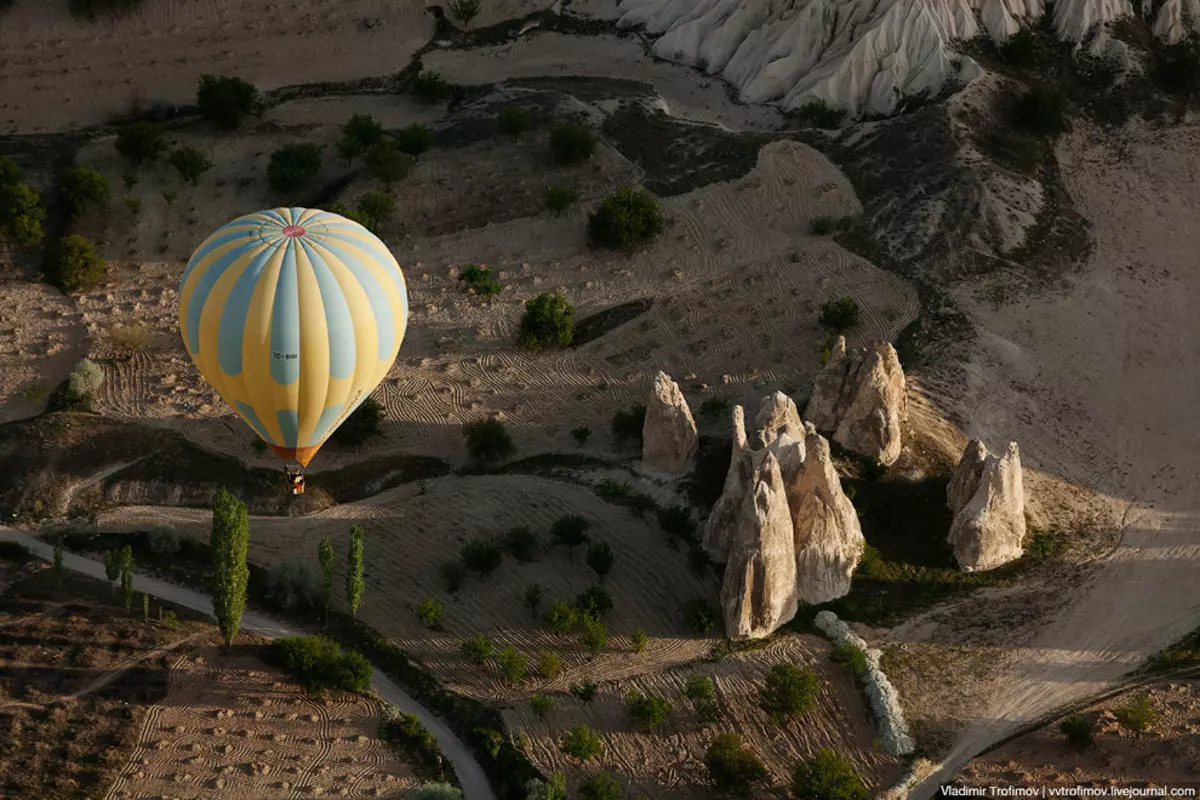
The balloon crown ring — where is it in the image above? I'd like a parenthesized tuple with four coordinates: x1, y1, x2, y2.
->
(281, 225, 306, 238)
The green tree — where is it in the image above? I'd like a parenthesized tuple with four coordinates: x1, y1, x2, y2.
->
(461, 634, 493, 665)
(142, 592, 150, 621)
(581, 614, 607, 655)
(503, 526, 539, 563)
(441, 562, 467, 592)
(318, 535, 335, 624)
(50, 234, 107, 294)
(1114, 693, 1157, 734)
(498, 106, 533, 139)
(684, 598, 718, 636)
(537, 649, 560, 679)
(530, 693, 554, 719)
(1059, 714, 1094, 749)
(120, 544, 134, 611)
(559, 724, 604, 760)
(549, 124, 596, 165)
(341, 114, 384, 161)
(523, 583, 544, 618)
(625, 688, 672, 731)
(365, 138, 411, 187)
(210, 486, 250, 649)
(169, 146, 213, 185)
(417, 597, 443, 628)
(497, 646, 526, 684)
(463, 417, 515, 462)
(460, 539, 503, 577)
(0, 179, 45, 246)
(705, 732, 767, 792)
(411, 70, 453, 104)
(268, 143, 322, 194)
(587, 186, 665, 250)
(196, 74, 258, 131)
(53, 538, 64, 588)
(544, 600, 577, 634)
(790, 748, 867, 800)
(632, 628, 647, 654)
(819, 296, 860, 332)
(518, 291, 575, 350)
(570, 682, 598, 703)
(395, 123, 435, 156)
(759, 663, 821, 724)
(575, 586, 612, 620)
(448, 0, 481, 28)
(412, 783, 464, 800)
(585, 540, 614, 583)
(579, 773, 622, 800)
(115, 123, 167, 166)
(550, 515, 590, 558)
(59, 166, 109, 217)
(357, 190, 395, 231)
(346, 525, 365, 617)
(104, 548, 120, 595)
(544, 185, 577, 216)
(332, 396, 384, 445)
(571, 426, 591, 446)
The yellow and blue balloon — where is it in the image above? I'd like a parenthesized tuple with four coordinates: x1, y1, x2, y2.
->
(179, 207, 407, 467)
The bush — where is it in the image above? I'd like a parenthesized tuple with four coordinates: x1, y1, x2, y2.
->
(332, 396, 385, 445)
(819, 296, 860, 332)
(265, 559, 320, 613)
(1114, 693, 1157, 734)
(657, 505, 697, 543)
(545, 600, 578, 634)
(379, 707, 451, 783)
(1011, 84, 1067, 138)
(0, 168, 46, 246)
(67, 358, 103, 399)
(829, 644, 869, 677)
(51, 234, 106, 293)
(497, 647, 527, 684)
(684, 674, 715, 704)
(168, 146, 213, 186)
(587, 186, 665, 250)
(396, 124, 435, 156)
(146, 524, 181, 556)
(625, 689, 672, 731)
(759, 663, 821, 724)
(525, 772, 568, 800)
(440, 561, 467, 592)
(571, 426, 591, 445)
(1059, 714, 1094, 749)
(585, 541, 614, 582)
(790, 748, 867, 800)
(504, 526, 539, 562)
(115, 123, 167, 166)
(463, 417, 515, 462)
(611, 405, 646, 446)
(461, 634, 493, 665)
(530, 693, 555, 719)
(793, 100, 845, 129)
(458, 264, 504, 299)
(366, 138, 411, 186)
(632, 628, 647, 654)
(498, 106, 533, 139)
(549, 124, 595, 165)
(412, 70, 453, 104)
(59, 166, 109, 217)
(570, 682, 598, 703)
(684, 598, 719, 636)
(417, 597, 444, 628)
(518, 292, 575, 350)
(559, 724, 604, 760)
(580, 614, 607, 654)
(269, 635, 372, 695)
(460, 539, 503, 577)
(524, 583, 544, 617)
(579, 773, 622, 800)
(705, 732, 767, 791)
(1000, 28, 1037, 68)
(550, 515, 590, 556)
(357, 190, 396, 231)
(344, 114, 384, 150)
(412, 784, 465, 800)
(196, 74, 257, 130)
(537, 649, 560, 680)
(544, 185, 577, 216)
(575, 585, 613, 620)
(268, 143, 322, 194)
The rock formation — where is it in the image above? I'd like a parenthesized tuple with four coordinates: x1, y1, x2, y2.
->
(754, 391, 806, 482)
(804, 339, 906, 466)
(720, 450, 799, 639)
(641, 371, 698, 476)
(702, 405, 748, 564)
(947, 440, 1027, 572)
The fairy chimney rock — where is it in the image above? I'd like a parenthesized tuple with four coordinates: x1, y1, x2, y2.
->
(702, 404, 748, 564)
(947, 439, 989, 514)
(641, 371, 698, 476)
(948, 442, 1027, 572)
(804, 340, 907, 466)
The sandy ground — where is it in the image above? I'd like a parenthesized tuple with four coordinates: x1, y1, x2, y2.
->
(909, 121, 1200, 795)
(107, 644, 418, 800)
(0, 282, 88, 423)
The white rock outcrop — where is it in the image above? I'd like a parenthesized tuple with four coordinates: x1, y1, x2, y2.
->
(641, 371, 698, 476)
(947, 440, 1027, 571)
(702, 405, 749, 562)
(804, 339, 907, 466)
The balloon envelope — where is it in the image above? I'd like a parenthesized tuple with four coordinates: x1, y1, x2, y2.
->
(179, 207, 408, 467)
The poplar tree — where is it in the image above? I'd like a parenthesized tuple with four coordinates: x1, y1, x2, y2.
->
(104, 548, 120, 596)
(318, 535, 335, 624)
(210, 487, 250, 649)
(346, 525, 365, 618)
(120, 545, 133, 612)
(53, 538, 64, 588)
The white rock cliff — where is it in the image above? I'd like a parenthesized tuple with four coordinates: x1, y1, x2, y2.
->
(641, 371, 699, 476)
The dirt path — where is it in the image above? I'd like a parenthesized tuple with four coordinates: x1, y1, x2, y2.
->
(0, 527, 497, 800)
(907, 122, 1200, 796)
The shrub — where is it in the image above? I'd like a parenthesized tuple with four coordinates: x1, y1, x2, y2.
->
(461, 634, 493, 665)
(196, 74, 257, 130)
(440, 561, 467, 592)
(579, 772, 622, 800)
(570, 682, 598, 703)
(379, 708, 449, 782)
(327, 201, 373, 229)
(657, 505, 697, 543)
(417, 597, 444, 628)
(575, 585, 613, 620)
(1011, 84, 1067, 137)
(625, 689, 672, 731)
(504, 526, 539, 562)
(525, 772, 568, 800)
(0, 171, 46, 246)
(265, 559, 320, 613)
(498, 106, 533, 139)
(759, 663, 821, 724)
(497, 647, 527, 684)
(544, 185, 577, 216)
(524, 583, 544, 618)
(545, 600, 578, 634)
(549, 124, 595, 165)
(684, 674, 715, 704)
(585, 540, 614, 582)
(357, 190, 396, 231)
(412, 70, 453, 104)
(460, 539, 503, 577)
(581, 614, 607, 654)
(51, 234, 106, 293)
(332, 396, 384, 445)
(530, 693, 554, 719)
(705, 732, 768, 791)
(365, 138, 411, 186)
(1114, 693, 1157, 734)
(164, 146, 212, 188)
(463, 417, 515, 462)
(343, 114, 384, 151)
(448, 0, 481, 28)
(1000, 28, 1037, 68)
(396, 123, 435, 156)
(819, 296, 860, 332)
(571, 426, 591, 445)
(146, 524, 181, 556)
(830, 644, 869, 677)
(632, 628, 647, 654)
(115, 123, 167, 166)
(268, 143, 322, 194)
(793, 100, 845, 129)
(269, 635, 372, 695)
(587, 186, 665, 250)
(559, 724, 604, 760)
(412, 784, 465, 800)
(551, 515, 590, 557)
(611, 405, 646, 446)
(518, 292, 575, 350)
(458, 264, 504, 299)
(59, 166, 109, 217)
(67, 357, 103, 400)
(537, 649, 560, 679)
(1059, 714, 1094, 749)
(684, 598, 719, 636)
(790, 748, 867, 800)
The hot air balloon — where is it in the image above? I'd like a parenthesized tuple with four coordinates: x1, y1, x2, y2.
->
(179, 208, 408, 481)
